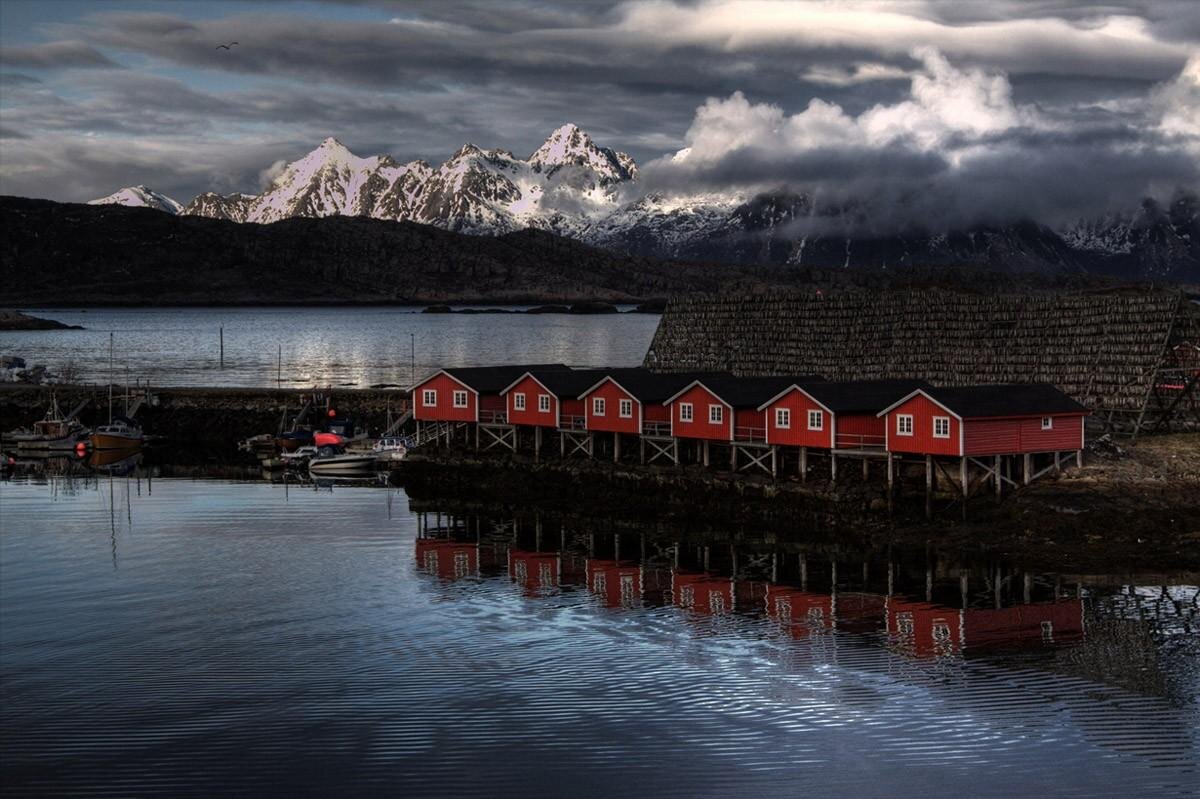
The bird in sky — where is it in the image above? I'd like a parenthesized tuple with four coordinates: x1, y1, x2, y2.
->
(214, 42, 239, 50)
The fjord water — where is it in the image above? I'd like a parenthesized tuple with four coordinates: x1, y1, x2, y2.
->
(0, 306, 660, 387)
(1, 477, 1196, 796)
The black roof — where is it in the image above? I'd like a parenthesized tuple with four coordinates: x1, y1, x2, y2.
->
(443, 364, 568, 394)
(800, 379, 933, 414)
(918, 384, 1088, 418)
(596, 368, 733, 403)
(518, 368, 614, 398)
(686, 374, 825, 408)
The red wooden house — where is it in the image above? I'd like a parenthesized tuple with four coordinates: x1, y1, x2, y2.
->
(885, 596, 1084, 658)
(578, 369, 728, 436)
(414, 539, 480, 580)
(508, 550, 560, 594)
(499, 368, 609, 431)
(584, 559, 644, 608)
(663, 375, 821, 443)
(877, 384, 1088, 457)
(412, 364, 567, 424)
(670, 570, 734, 614)
(756, 379, 930, 450)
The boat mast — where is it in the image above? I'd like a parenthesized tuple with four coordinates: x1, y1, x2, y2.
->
(108, 331, 114, 425)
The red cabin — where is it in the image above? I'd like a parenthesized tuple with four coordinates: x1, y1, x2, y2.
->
(670, 570, 734, 614)
(757, 379, 929, 450)
(664, 376, 820, 443)
(508, 550, 560, 594)
(878, 385, 1088, 457)
(584, 559, 644, 607)
(500, 368, 609, 430)
(412, 364, 568, 424)
(414, 539, 479, 580)
(578, 369, 724, 436)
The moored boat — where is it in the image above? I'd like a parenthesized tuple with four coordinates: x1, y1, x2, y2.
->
(89, 417, 144, 450)
(308, 445, 378, 476)
(372, 437, 407, 463)
(9, 395, 89, 452)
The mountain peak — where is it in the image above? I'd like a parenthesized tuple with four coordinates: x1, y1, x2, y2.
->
(88, 185, 183, 215)
(530, 123, 595, 165)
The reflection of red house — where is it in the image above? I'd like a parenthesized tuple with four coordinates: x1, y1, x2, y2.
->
(415, 539, 479, 580)
(886, 596, 1085, 657)
(508, 550, 560, 593)
(764, 585, 832, 636)
(671, 570, 735, 614)
(585, 559, 644, 607)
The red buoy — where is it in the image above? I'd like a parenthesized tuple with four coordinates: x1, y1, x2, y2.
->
(327, 408, 337, 418)
(74, 441, 88, 456)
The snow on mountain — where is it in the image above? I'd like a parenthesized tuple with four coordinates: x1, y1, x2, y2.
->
(88, 185, 183, 215)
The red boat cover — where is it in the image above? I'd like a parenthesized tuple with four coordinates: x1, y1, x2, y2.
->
(313, 432, 346, 447)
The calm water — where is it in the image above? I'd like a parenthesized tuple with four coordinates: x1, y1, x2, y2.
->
(0, 307, 659, 388)
(1, 474, 1197, 796)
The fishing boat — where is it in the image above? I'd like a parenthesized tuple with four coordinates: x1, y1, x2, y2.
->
(10, 395, 89, 452)
(308, 445, 378, 476)
(280, 445, 320, 464)
(88, 333, 144, 451)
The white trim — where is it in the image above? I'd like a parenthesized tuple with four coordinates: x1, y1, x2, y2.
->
(775, 407, 791, 429)
(619, 398, 634, 418)
(876, 388, 961, 420)
(415, 369, 479, 397)
(708, 404, 723, 424)
(452, 389, 469, 409)
(1041, 416, 1053, 430)
(661, 379, 711, 406)
(421, 388, 438, 407)
(538, 393, 551, 413)
(806, 409, 824, 431)
(756, 384, 834, 415)
(933, 416, 951, 438)
(499, 370, 551, 397)
(592, 397, 606, 417)
(679, 402, 694, 422)
(513, 392, 526, 411)
(896, 414, 914, 436)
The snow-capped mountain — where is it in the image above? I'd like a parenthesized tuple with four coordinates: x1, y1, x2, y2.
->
(88, 126, 1200, 281)
(88, 185, 183, 215)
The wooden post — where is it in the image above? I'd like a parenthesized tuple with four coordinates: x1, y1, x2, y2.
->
(800, 447, 807, 481)
(535, 426, 542, 462)
(887, 454, 895, 514)
(475, 424, 480, 451)
(560, 431, 566, 458)
(703, 440, 710, 467)
(960, 573, 968, 608)
(640, 436, 645, 464)
(960, 457, 968, 497)
(1075, 449, 1083, 469)
(1023, 572, 1031, 604)
(1023, 453, 1032, 485)
(1053, 451, 1061, 474)
(994, 454, 1002, 499)
(730, 445, 737, 471)
(613, 433, 621, 463)
(799, 553, 807, 590)
(831, 453, 838, 482)
(771, 552, 778, 583)
(925, 455, 933, 519)
(703, 546, 710, 571)
(771, 445, 778, 477)
(862, 458, 869, 480)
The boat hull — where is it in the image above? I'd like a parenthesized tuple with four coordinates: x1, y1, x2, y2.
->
(16, 433, 86, 452)
(90, 432, 144, 450)
(308, 456, 378, 476)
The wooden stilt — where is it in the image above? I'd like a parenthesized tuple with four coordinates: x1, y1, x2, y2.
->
(887, 454, 895, 514)
(640, 436, 645, 464)
(730, 445, 737, 471)
(995, 454, 1002, 499)
(1023, 453, 1032, 485)
(960, 457, 968, 497)
(831, 453, 838, 482)
(534, 426, 542, 462)
(614, 433, 621, 463)
(703, 546, 710, 571)
(799, 553, 807, 590)
(925, 455, 933, 519)
(771, 445, 778, 477)
(703, 440, 710, 467)
(800, 447, 808, 481)
(1075, 449, 1083, 469)
(1053, 451, 1061, 474)
(862, 458, 869, 480)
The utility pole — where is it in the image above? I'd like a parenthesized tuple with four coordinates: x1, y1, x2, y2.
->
(410, 332, 415, 388)
(219, 325, 225, 370)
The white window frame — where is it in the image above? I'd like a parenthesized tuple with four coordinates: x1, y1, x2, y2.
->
(592, 397, 606, 416)
(807, 409, 823, 431)
(708, 404, 723, 424)
(422, 388, 437, 406)
(513, 392, 526, 411)
(679, 402, 694, 422)
(619, 398, 633, 418)
(1041, 416, 1053, 430)
(452, 390, 469, 408)
(538, 394, 551, 413)
(896, 414, 914, 436)
(933, 416, 950, 438)
(775, 408, 790, 429)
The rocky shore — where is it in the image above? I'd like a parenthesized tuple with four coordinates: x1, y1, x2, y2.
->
(0, 309, 82, 331)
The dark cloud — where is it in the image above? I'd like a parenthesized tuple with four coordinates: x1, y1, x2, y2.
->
(0, 126, 31, 139)
(0, 40, 118, 69)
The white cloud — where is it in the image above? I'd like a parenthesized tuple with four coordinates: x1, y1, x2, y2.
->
(1155, 52, 1200, 141)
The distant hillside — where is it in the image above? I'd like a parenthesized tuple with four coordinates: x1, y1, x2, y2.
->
(0, 196, 1149, 306)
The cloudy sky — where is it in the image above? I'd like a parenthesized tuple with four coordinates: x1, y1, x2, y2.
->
(1, 0, 1197, 228)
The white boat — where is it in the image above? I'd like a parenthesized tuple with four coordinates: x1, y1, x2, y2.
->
(308, 446, 379, 476)
(280, 445, 319, 464)
(372, 437, 408, 463)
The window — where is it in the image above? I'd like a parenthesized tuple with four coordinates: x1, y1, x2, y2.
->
(593, 397, 606, 416)
(422, 389, 437, 406)
(1041, 416, 1053, 430)
(775, 408, 791, 429)
(452, 390, 468, 408)
(513, 392, 526, 411)
(807, 409, 823, 431)
(933, 416, 950, 438)
(679, 402, 694, 422)
(619, 398, 633, 418)
(897, 414, 914, 436)
(709, 404, 723, 424)
(538, 394, 551, 413)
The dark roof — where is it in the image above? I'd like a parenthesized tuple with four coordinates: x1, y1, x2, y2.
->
(688, 375, 825, 408)
(920, 384, 1089, 418)
(801, 379, 933, 414)
(594, 368, 733, 403)
(519, 368, 614, 398)
(442, 364, 568, 393)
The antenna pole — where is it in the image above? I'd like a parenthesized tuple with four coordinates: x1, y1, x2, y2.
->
(108, 331, 114, 425)
(410, 332, 415, 389)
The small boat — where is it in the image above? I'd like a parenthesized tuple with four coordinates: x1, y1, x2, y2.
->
(280, 445, 320, 464)
(373, 437, 408, 463)
(239, 433, 277, 455)
(308, 445, 378, 476)
(89, 417, 143, 450)
(10, 395, 88, 452)
(275, 428, 314, 452)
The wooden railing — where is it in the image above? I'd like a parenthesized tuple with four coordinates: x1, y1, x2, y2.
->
(734, 426, 767, 443)
(835, 433, 885, 450)
(560, 414, 587, 431)
(642, 421, 672, 437)
(479, 409, 508, 424)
